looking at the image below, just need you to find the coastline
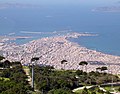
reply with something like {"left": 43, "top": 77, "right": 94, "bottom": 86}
{"left": 0, "top": 32, "right": 120, "bottom": 74}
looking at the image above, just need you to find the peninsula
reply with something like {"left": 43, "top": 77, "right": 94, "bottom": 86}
{"left": 1, "top": 32, "right": 120, "bottom": 74}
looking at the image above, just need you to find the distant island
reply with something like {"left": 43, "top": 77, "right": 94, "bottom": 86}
{"left": 0, "top": 3, "right": 39, "bottom": 9}
{"left": 92, "top": 6, "right": 120, "bottom": 12}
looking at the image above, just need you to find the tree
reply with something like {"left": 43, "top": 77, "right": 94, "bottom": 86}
{"left": 96, "top": 67, "right": 101, "bottom": 72}
{"left": 3, "top": 60, "right": 11, "bottom": 68}
{"left": 61, "top": 60, "right": 67, "bottom": 70}
{"left": 91, "top": 91, "right": 96, "bottom": 94}
{"left": 96, "top": 66, "right": 107, "bottom": 73}
{"left": 82, "top": 87, "right": 89, "bottom": 94}
{"left": 79, "top": 61, "right": 88, "bottom": 72}
{"left": 76, "top": 70, "right": 83, "bottom": 75}
{"left": 31, "top": 57, "right": 39, "bottom": 62}
{"left": 0, "top": 62, "right": 31, "bottom": 94}
{"left": 79, "top": 62, "right": 83, "bottom": 70}
{"left": 0, "top": 56, "right": 5, "bottom": 61}
{"left": 101, "top": 66, "right": 107, "bottom": 73}
{"left": 118, "top": 87, "right": 120, "bottom": 92}
{"left": 47, "top": 88, "right": 74, "bottom": 94}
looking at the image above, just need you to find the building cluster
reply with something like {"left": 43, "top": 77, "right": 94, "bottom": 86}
{"left": 0, "top": 33, "right": 120, "bottom": 74}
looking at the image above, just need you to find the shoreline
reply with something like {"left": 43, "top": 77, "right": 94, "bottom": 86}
{"left": 0, "top": 32, "right": 120, "bottom": 74}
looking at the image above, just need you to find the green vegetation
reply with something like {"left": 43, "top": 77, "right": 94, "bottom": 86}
{"left": 104, "top": 86, "right": 120, "bottom": 92}
{"left": 0, "top": 77, "right": 10, "bottom": 81}
{"left": 75, "top": 85, "right": 120, "bottom": 94}
{"left": 29, "top": 65, "right": 120, "bottom": 94}
{"left": 0, "top": 56, "right": 120, "bottom": 94}
{"left": 61, "top": 60, "right": 68, "bottom": 70}
{"left": 48, "top": 88, "right": 73, "bottom": 94}
{"left": 0, "top": 56, "right": 5, "bottom": 61}
{"left": 79, "top": 61, "right": 88, "bottom": 71}
{"left": 0, "top": 58, "right": 31, "bottom": 94}
{"left": 96, "top": 66, "right": 108, "bottom": 73}
{"left": 75, "top": 86, "right": 108, "bottom": 94}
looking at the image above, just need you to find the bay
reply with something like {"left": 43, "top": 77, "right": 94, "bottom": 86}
{"left": 0, "top": 1, "right": 120, "bottom": 56}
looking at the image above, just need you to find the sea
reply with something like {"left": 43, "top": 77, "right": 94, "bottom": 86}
{"left": 0, "top": 0, "right": 120, "bottom": 56}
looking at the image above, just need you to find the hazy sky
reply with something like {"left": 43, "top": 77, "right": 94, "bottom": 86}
{"left": 0, "top": 0, "right": 119, "bottom": 7}
{"left": 0, "top": 0, "right": 119, "bottom": 4}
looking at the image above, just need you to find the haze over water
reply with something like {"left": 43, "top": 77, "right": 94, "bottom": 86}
{"left": 0, "top": 0, "right": 120, "bottom": 56}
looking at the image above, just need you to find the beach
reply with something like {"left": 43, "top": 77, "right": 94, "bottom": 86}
{"left": 1, "top": 32, "right": 120, "bottom": 74}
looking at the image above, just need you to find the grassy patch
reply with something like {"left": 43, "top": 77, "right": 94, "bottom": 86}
{"left": 0, "top": 77, "right": 10, "bottom": 81}
{"left": 74, "top": 89, "right": 83, "bottom": 94}
{"left": 104, "top": 86, "right": 120, "bottom": 92}
{"left": 23, "top": 66, "right": 29, "bottom": 69}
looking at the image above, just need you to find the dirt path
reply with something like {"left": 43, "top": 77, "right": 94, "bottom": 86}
{"left": 23, "top": 67, "right": 32, "bottom": 86}
{"left": 23, "top": 66, "right": 41, "bottom": 93}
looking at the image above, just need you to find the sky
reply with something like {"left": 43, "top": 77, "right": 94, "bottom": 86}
{"left": 0, "top": 0, "right": 119, "bottom": 5}
{"left": 0, "top": 0, "right": 119, "bottom": 9}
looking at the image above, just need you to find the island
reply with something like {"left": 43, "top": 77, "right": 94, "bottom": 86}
{"left": 92, "top": 6, "right": 120, "bottom": 12}
{"left": 0, "top": 3, "right": 39, "bottom": 9}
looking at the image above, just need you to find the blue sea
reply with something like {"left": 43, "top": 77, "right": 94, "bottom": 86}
{"left": 0, "top": 0, "right": 120, "bottom": 56}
